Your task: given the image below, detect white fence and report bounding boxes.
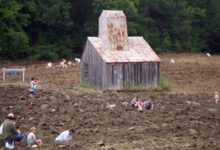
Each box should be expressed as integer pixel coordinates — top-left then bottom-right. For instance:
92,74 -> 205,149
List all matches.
2,67 -> 26,82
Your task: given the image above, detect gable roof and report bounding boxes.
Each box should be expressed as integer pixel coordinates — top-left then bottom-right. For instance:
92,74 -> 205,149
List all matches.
99,10 -> 125,18
88,37 -> 161,63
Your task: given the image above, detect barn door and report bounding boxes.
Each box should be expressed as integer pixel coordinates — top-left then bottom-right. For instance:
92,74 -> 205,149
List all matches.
109,64 -> 122,90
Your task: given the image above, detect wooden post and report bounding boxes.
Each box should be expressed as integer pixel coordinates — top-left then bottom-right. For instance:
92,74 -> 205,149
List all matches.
3,67 -> 5,81
22,68 -> 25,82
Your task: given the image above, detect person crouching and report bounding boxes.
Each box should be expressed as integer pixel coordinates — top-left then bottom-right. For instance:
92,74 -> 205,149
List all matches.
2,113 -> 25,148
55,128 -> 75,145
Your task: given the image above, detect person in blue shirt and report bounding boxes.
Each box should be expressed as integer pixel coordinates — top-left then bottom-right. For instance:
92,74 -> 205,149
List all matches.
29,78 -> 40,98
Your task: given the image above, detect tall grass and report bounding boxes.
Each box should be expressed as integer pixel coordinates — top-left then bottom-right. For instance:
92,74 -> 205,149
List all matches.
123,81 -> 145,91
160,76 -> 172,91
74,83 -> 96,92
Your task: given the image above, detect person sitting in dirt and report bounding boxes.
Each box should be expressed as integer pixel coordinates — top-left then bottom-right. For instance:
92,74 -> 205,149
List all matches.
2,113 -> 25,148
60,59 -> 68,68
139,100 -> 154,112
47,61 -> 53,68
131,97 -> 153,112
215,91 -> 219,104
29,77 -> 40,98
74,58 -> 81,67
55,128 -> 75,145
27,126 -> 42,147
131,96 -> 140,108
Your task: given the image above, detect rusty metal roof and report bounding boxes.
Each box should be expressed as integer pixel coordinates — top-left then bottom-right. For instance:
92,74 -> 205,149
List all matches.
99,10 -> 125,18
88,37 -> 161,63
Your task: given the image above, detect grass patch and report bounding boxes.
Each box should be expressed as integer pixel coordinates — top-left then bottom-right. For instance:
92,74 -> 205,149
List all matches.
74,83 -> 96,92
123,81 -> 146,91
160,76 -> 172,91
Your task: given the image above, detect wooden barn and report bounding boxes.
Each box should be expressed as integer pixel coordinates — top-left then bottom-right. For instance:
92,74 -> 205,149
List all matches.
81,10 -> 161,90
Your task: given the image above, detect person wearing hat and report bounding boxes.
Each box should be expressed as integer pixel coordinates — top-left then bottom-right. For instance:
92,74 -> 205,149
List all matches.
2,113 -> 25,148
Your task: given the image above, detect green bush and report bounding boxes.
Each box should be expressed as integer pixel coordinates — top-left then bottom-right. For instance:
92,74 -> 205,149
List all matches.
160,76 -> 172,91
28,45 -> 60,61
0,31 -> 30,60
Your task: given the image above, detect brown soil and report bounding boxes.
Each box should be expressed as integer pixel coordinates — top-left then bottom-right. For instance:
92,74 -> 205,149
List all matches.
0,54 -> 220,150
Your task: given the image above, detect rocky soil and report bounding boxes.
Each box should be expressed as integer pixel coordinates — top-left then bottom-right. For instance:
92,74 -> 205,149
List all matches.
0,54 -> 219,150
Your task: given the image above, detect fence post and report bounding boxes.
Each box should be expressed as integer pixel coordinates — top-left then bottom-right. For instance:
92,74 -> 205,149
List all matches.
3,67 -> 5,81
22,68 -> 25,82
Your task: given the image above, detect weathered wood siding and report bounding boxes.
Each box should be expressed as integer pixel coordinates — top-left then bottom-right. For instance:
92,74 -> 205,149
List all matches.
81,40 -> 105,89
81,40 -> 160,90
104,62 -> 160,90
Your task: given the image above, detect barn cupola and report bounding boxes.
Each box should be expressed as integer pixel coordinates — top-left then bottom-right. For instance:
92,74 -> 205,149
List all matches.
98,10 -> 128,51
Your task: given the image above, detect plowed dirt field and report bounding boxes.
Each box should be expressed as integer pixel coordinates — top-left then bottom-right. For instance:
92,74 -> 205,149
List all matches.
0,54 -> 219,150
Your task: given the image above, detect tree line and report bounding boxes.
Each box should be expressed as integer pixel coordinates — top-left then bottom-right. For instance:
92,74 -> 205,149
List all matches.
0,0 -> 219,60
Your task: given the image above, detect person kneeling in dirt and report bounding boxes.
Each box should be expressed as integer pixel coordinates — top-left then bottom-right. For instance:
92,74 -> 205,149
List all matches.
55,128 -> 75,145
131,97 -> 153,112
27,126 -> 42,148
2,113 -> 25,148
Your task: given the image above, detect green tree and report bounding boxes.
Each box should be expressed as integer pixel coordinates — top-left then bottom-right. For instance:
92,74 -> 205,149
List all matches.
0,0 -> 29,59
206,0 -> 220,53
23,0 -> 75,59
0,0 -> 219,60
137,0 -> 192,52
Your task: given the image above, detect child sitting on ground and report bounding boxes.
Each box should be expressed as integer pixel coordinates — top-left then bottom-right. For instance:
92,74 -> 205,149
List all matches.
131,96 -> 140,108
215,91 -> 219,104
27,126 -> 42,147
131,96 -> 153,112
140,100 -> 153,111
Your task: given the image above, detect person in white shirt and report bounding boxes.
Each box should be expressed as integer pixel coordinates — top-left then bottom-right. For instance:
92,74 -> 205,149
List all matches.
215,91 -> 219,104
27,126 -> 42,147
55,128 -> 75,145
0,123 -> 3,136
47,61 -> 53,68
